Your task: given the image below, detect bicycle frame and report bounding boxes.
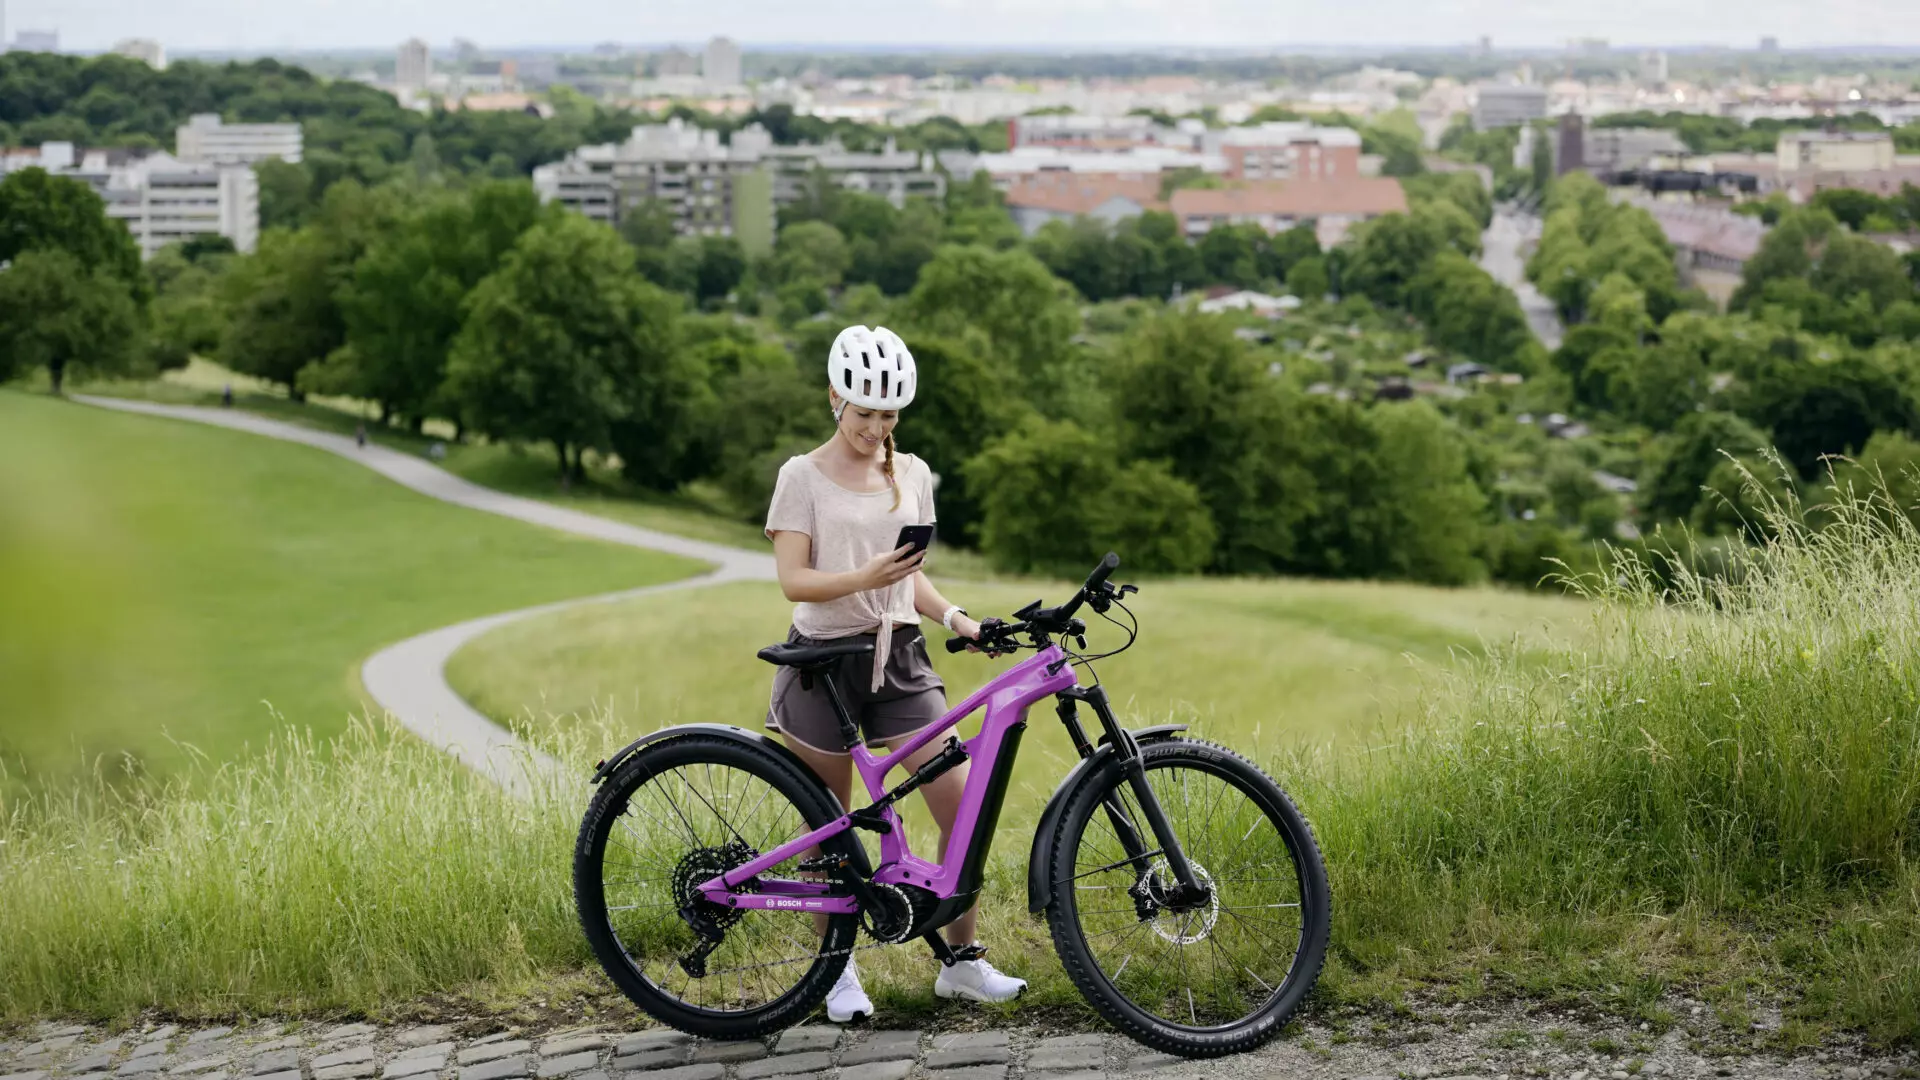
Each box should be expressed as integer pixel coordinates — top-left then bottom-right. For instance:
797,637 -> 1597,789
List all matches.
694,643 -> 1080,913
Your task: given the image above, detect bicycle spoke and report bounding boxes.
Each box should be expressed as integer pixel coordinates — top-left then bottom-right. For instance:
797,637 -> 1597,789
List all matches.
1065,754 -> 1310,1031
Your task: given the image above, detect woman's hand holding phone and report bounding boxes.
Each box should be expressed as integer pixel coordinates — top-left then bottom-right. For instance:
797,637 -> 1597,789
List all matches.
860,543 -> 924,590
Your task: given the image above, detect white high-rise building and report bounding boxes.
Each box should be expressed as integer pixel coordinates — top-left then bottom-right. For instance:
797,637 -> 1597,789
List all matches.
176,114 -> 303,165
112,37 -> 165,68
397,38 -> 432,89
703,36 -> 741,88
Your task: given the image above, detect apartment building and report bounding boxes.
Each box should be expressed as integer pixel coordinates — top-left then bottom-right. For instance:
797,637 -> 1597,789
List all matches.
1205,122 -> 1364,182
397,39 -> 432,90
1002,174 -> 1167,235
0,144 -> 258,258
730,127 -> 945,208
1006,114 -> 1198,151
532,119 -> 774,256
175,114 -> 303,165
534,120 -> 948,254
703,37 -> 742,89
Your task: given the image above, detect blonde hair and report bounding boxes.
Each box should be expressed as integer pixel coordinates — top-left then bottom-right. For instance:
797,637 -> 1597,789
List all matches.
883,432 -> 901,512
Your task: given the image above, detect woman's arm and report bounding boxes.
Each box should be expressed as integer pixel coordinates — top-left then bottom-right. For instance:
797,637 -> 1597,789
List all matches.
772,530 -> 924,604
914,571 -> 982,641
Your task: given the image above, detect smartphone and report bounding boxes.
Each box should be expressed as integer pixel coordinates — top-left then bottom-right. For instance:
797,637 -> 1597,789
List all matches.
894,524 -> 935,562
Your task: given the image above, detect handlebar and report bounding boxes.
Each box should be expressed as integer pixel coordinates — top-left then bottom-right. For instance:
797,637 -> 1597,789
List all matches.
944,553 -> 1122,654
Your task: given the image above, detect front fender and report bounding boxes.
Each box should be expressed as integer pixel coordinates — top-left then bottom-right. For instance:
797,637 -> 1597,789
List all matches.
1026,724 -> 1187,915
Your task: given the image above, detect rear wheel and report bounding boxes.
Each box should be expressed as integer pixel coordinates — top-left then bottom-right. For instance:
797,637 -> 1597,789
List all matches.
574,734 -> 859,1039
1044,739 -> 1330,1057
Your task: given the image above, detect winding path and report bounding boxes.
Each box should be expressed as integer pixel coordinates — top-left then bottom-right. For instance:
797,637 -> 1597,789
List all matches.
76,395 -> 775,796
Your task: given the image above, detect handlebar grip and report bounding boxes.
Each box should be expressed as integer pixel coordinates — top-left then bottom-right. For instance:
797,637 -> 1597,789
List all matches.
945,636 -> 972,654
1085,552 -> 1120,591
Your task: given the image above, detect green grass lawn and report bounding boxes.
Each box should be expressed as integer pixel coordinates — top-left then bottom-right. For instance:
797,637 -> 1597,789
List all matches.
0,389 -> 706,789
446,574 -> 1586,829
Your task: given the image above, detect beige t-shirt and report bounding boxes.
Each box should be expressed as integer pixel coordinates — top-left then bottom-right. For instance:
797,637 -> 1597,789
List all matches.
765,453 -> 936,689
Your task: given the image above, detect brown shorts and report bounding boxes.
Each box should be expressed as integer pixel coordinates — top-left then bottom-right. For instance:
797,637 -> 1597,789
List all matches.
766,624 -> 948,756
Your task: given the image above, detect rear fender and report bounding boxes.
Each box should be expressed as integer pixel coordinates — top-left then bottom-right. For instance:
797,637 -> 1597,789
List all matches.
1026,724 -> 1188,914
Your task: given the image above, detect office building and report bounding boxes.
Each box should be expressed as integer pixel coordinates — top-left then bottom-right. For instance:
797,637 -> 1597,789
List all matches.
1473,83 -> 1548,131
0,144 -> 258,258
175,114 -> 303,165
112,38 -> 165,68
1759,36 -> 1780,53
704,36 -> 742,88
1638,50 -> 1668,84
397,38 -> 432,89
1007,114 -> 1190,150
13,28 -> 56,52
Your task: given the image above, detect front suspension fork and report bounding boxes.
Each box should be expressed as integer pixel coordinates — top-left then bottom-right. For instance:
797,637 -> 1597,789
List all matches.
1056,687 -> 1208,903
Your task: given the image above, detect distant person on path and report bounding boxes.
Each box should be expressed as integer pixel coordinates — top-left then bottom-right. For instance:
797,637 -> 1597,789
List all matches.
221,384 -> 233,408
762,324 -> 1021,1023
355,422 -> 367,449
428,441 -> 446,462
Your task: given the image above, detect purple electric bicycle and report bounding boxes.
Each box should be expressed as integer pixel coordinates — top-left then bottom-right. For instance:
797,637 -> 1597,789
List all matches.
574,554 -> 1330,1057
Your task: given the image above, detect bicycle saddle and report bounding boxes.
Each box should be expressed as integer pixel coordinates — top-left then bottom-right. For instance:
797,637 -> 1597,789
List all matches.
756,640 -> 874,669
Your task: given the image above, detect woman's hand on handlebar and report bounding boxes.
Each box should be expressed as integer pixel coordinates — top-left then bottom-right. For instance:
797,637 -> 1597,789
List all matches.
858,543 -> 924,591
946,616 -> 1008,656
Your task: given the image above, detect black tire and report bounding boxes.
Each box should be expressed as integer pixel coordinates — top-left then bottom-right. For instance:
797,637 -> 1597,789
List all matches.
1043,739 -> 1331,1058
574,733 -> 860,1039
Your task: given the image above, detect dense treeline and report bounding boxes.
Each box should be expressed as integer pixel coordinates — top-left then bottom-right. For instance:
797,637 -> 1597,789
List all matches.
1593,109 -> 1920,154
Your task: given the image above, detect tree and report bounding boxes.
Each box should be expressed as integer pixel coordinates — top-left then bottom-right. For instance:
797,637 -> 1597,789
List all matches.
1342,210 -> 1447,311
254,159 -> 314,231
1641,411 -> 1773,522
1743,358 -> 1918,479
218,181 -> 404,399
315,181 -> 544,427
1352,401 -> 1489,584
1406,251 -> 1539,370
964,419 -> 1216,576
773,220 -> 852,287
1109,313 -> 1327,573
0,167 -> 147,306
1286,256 -> 1329,301
0,249 -> 142,393
446,213 -> 686,483
891,336 -> 1022,545
143,247 -> 228,374
901,245 -> 1079,411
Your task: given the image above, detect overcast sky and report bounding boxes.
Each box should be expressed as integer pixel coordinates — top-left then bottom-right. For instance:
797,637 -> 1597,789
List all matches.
11,0 -> 1919,53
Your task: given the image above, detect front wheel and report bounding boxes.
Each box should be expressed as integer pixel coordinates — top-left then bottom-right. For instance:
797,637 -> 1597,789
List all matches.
1044,739 -> 1331,1057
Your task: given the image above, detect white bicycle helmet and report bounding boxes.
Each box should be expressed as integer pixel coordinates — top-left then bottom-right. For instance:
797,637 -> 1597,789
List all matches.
828,325 -> 916,413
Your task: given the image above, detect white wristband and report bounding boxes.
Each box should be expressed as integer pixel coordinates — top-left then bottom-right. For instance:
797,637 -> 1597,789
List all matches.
941,606 -> 966,632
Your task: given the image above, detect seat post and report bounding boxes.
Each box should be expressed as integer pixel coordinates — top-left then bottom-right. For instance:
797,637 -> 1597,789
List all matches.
815,670 -> 863,751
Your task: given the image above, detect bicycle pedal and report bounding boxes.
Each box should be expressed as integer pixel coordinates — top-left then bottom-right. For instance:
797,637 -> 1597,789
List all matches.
797,854 -> 846,875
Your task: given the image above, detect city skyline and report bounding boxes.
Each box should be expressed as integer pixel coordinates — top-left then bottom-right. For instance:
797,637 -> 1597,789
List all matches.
9,0 -> 1920,54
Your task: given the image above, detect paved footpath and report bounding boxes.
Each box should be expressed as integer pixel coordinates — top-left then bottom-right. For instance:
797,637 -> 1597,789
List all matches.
72,395 -> 775,795
1,1007 -> 1911,1080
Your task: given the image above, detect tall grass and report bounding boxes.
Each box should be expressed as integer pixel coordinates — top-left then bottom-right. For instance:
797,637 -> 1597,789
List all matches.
4,477 -> 1918,1040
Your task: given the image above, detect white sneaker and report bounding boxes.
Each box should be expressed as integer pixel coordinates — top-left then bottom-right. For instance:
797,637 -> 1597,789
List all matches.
826,956 -> 872,1023
934,956 -> 1027,1003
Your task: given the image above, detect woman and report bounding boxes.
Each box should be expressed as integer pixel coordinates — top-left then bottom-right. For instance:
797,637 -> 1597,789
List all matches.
763,324 -> 1027,1022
